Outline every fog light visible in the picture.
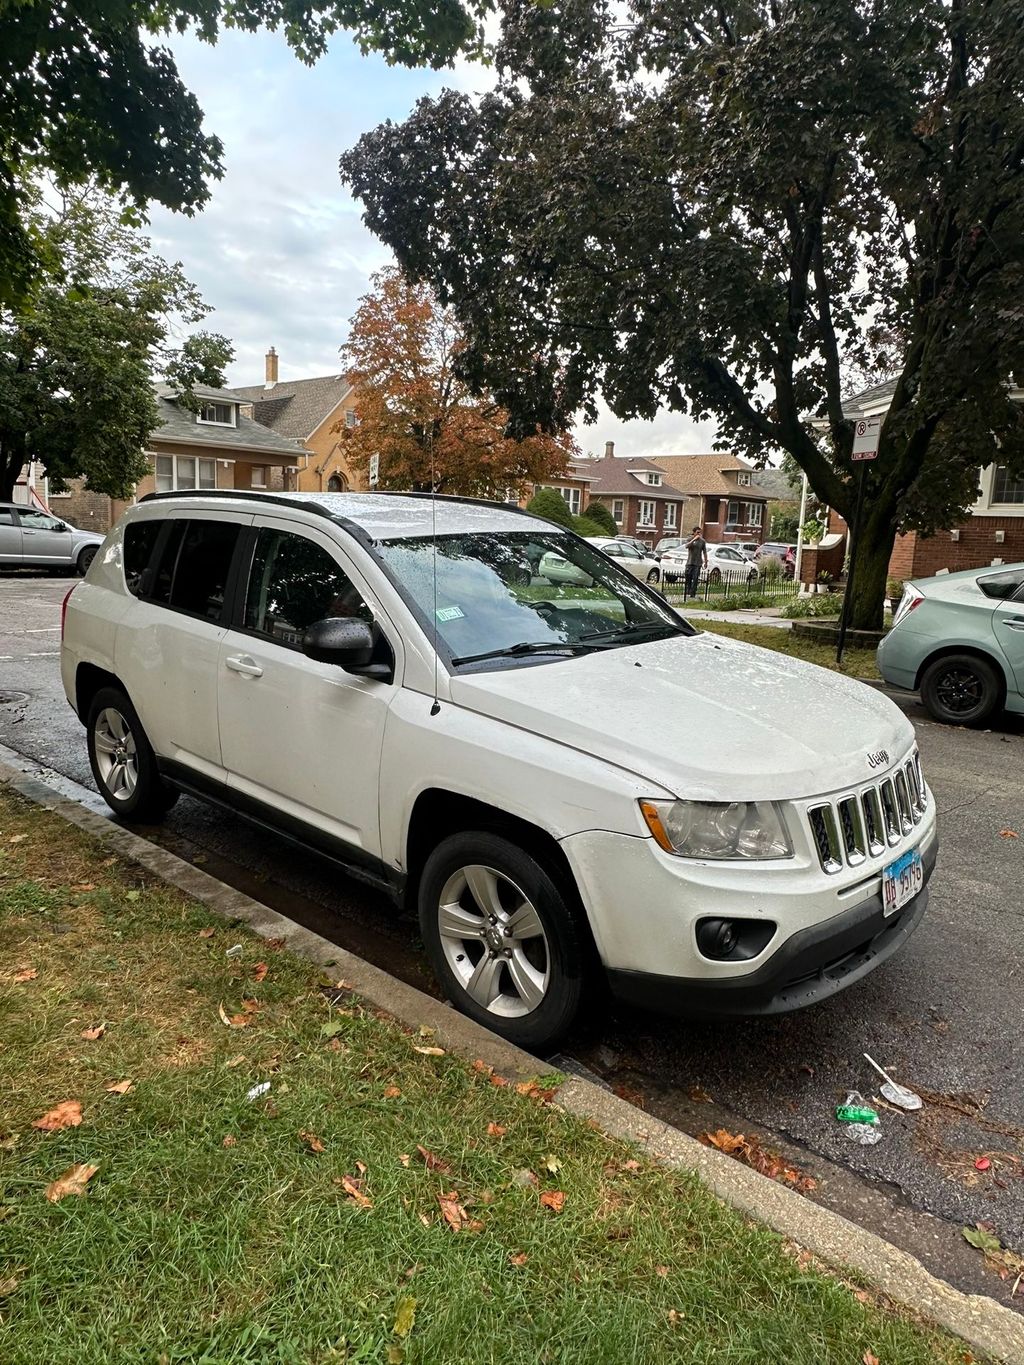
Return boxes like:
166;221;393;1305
696;918;738;959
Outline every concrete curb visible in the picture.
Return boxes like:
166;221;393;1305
3;757;1022;1364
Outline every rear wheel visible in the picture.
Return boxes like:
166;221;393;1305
418;831;586;1050
76;545;97;575
709;567;722;585
86;686;179;820
919;653;1002;726
646;568;660;585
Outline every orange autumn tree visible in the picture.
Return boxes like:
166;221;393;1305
340;268;577;497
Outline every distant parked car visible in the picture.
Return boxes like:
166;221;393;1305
587;537;663;585
662;543;759;586
613;534;652;556
537;549;594;587
0;502;104;575
654;536;684;557
877;563;1024;726
735;541;760;557
755;542;797;578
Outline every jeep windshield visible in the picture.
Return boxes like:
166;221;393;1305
375;530;693;669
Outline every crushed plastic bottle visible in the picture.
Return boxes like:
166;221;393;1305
836;1090;882;1145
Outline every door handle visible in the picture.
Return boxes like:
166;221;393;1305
225;654;263;677
1005;618;1024;631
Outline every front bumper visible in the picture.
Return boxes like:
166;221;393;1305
606;839;936;1017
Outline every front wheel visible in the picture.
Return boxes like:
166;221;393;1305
646;568;660;585
86;686;179;821
919;653;1002;727
418;831;587;1050
747;570;758;585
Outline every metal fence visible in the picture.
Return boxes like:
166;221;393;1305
662;571;798;606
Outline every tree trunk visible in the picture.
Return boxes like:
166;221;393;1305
0;432;27;502
846;508;897;631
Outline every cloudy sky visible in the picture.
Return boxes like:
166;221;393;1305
146;25;718;459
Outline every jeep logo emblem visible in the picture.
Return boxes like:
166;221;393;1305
866;749;889;770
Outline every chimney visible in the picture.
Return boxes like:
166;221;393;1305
264;346;278;388
604;440;615;459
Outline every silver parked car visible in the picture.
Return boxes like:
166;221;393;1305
0;502;104;575
877;563;1024;725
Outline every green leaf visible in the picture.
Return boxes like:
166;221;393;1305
321;1021;348;1038
393;1295;417;1338
126;890;141;902
962;1225;1001;1254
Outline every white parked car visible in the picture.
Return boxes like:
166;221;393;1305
61;492;936;1048
587;537;663;585
537;549;593;587
0;501;104;575
662;542;759;586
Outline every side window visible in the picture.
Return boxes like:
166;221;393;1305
244;528;372;648
148;519;240;620
123;521;162;597
979;569;1024;601
17;509;60;531
0;508;15;525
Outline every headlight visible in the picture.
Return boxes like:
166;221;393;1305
639;799;792;860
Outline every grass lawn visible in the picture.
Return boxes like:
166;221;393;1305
697;619;882;681
0;789;964;1364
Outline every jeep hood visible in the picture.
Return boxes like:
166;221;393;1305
449;630;914;801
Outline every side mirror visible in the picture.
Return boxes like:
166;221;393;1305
56;522;70;532
303;617;390;680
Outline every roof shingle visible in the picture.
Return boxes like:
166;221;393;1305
651;454;769;500
569;453;688;500
226;374;355;440
152;388;301;459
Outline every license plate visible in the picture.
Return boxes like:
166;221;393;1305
882;847;923;916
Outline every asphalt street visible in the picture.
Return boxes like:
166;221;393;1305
2;573;1022;1306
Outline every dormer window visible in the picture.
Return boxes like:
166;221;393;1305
646;472;662;486
737;471;752;487
198;402;236;427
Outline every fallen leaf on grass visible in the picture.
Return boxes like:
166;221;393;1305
486;1123;506;1137
125;890;141;903
387;1347;405;1365
700;1128;817;1193
510;1252;529;1267
437;1190;468;1230
998;829;1019;839
8;834;27;844
11;967;37;983
299;1130;326;1155
512;1169;538;1188
0;1270;24;1297
667;1309;685;1327
393;1295;416;1338
73;883;96;892
104;1080;133;1096
198;927;215;939
412;1045;445;1056
336;1175;372;1209
80;1024;105;1041
265;937;286;950
222;1135;237;1148
863;1352;881;1365
541;1154;562;1174
384;1085;402;1099
655;1265;669;1277
540;1190;565;1213
224;1054;247;1068
32;1101;82;1132
416;1144;453;1175
45;1163;99;1202
489;1074;508;1088
252;962;268;983
398;1153;411;1167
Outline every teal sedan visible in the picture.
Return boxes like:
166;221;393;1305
877;563;1024;725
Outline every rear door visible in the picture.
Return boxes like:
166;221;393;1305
0;506;22;564
15;508;75;565
988;572;1024;695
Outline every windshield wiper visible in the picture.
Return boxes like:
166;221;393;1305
580;621;688;644
451;640;605;666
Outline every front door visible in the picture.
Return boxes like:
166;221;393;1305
0;507;22;564
217;519;400;861
16;508;75;565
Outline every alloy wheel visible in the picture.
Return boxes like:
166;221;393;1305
935;666;984;715
437;864;550;1019
93;708;139;801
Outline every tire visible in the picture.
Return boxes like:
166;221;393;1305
418;831;587;1050
747;570;758;586
86;686;179;821
919;653;1002;727
77;545;97;575
709;567;721;584
645;568;660;585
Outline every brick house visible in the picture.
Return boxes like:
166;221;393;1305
526;461;597;518
651;455;769;546
227;348;363;494
45;383;303;532
544;442;688;546
802;377;1024;585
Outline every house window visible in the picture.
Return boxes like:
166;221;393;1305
748;502;763;528
557;486;582;516
992;464;1024;504
663;503;677;530
612;499;624;524
737;471;752;487
725;499;739;528
344;409;358;429
250;466;267;489
327;473;349;493
197;402;235;427
155;455;217;493
638;499;656;527
645;472;662;486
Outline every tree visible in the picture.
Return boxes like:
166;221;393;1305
0;191;231;501
583;500;619;536
340;268;577;498
340;0;1024;628
526;487;576;529
0;0;489;307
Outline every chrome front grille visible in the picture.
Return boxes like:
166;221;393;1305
808;751;927;874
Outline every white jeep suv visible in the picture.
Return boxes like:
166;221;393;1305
60;492;936;1048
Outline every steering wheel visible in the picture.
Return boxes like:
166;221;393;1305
531;600;559;616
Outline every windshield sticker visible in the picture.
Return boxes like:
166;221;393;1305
435;605;466;622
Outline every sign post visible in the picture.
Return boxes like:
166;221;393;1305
836;417;881;664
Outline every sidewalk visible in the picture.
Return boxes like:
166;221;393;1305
2;774;1021;1363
